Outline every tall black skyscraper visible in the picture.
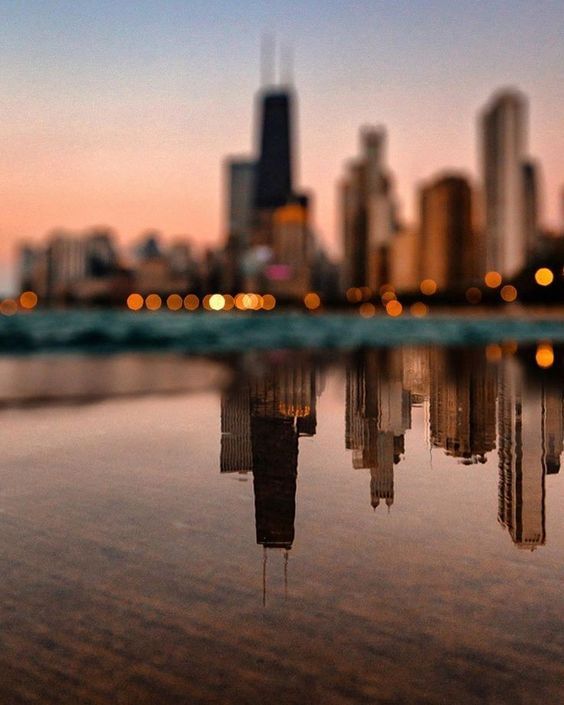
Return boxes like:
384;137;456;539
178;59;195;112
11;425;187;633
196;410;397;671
254;90;293;211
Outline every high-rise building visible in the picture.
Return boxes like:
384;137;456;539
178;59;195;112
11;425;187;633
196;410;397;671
481;89;528;278
341;127;398;291
254;90;293;214
224;159;257;291
419;174;476;289
521;160;540;259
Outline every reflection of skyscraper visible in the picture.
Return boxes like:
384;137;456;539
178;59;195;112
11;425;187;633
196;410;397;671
429;349;497;463
481;89;528;278
220;356;319;550
497;359;554;549
345;350;411;509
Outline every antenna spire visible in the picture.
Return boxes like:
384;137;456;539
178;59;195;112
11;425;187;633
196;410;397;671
280;45;294;86
260;34;275;88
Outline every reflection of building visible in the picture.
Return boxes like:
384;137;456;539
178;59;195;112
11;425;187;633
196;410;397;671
346;350;411;509
429;349;497;463
496;359;563;549
220;356;320;550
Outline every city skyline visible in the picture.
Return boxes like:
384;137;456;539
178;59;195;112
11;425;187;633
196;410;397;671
2;1;564;292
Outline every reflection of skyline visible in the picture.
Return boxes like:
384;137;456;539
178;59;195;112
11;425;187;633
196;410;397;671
220;348;562;554
220;356;321;552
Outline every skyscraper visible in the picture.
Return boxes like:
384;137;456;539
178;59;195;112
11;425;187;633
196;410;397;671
419;174;476;289
341;127;398;291
481;89;528;278
254;90;293;213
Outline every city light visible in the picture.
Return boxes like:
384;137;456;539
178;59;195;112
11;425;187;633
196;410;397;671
419;279;437;296
202;294;212;311
209;293;226;311
385;300;403;317
166;294;183;311
484;271;502;288
465;287;482;304
184;294;199;311
485;343;503;362
534;267;554;286
223;294;235;311
304;292;321;310
500;285;518;302
19;291;38;309
262;294;276;311
535;342;554;368
359;302;376;318
410;301;428;317
381;290;397;303
145;294;162;311
0;299;18;316
126;293;144;311
346;287;362;303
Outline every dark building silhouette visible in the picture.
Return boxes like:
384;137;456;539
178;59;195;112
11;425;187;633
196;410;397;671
254;91;293;212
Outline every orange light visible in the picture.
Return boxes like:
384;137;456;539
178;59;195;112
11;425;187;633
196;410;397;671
0;299;18;316
202;294;212;311
304;292;321;310
500;285;517;302
359;286;372;301
126;293;144;311
379;283;395;296
209;293;225;311
359;302;376;318
485;343;503;362
484;271;502;288
242;293;260;310
346;287;362;303
145;293;162;311
465;287;482;304
385;300;403;317
19;290;38;309
262;293;276;311
420;279;437;296
184;294;199;311
166;293;183;311
381;290;397;304
536;343;554;369
534;268;554;286
410;301;428;317
235;293;247;311
223;294;235;311
501;340;518;356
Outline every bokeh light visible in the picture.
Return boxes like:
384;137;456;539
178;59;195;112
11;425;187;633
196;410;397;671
381;290;397;303
209;293;226;311
223;294;235;311
166;293;183;311
0;299;18;316
346;287;362;303
385;300;403;317
262;294;276;311
485;343;502;362
184;294;199;311
484;271;502;288
535;342;554;368
534;267;554;286
304;292;321;310
410;301;428;317
145;293;162;311
500;285;517;302
19;291;38;310
202;294;212;311
126;293;144;311
359;302;376;318
420;279;437;296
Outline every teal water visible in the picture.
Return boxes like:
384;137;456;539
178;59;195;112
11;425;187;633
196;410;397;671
1;310;563;355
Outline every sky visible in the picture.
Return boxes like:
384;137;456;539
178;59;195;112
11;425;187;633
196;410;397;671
1;0;563;291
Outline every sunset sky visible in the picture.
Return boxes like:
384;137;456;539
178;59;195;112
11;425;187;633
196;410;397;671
1;0;563;291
